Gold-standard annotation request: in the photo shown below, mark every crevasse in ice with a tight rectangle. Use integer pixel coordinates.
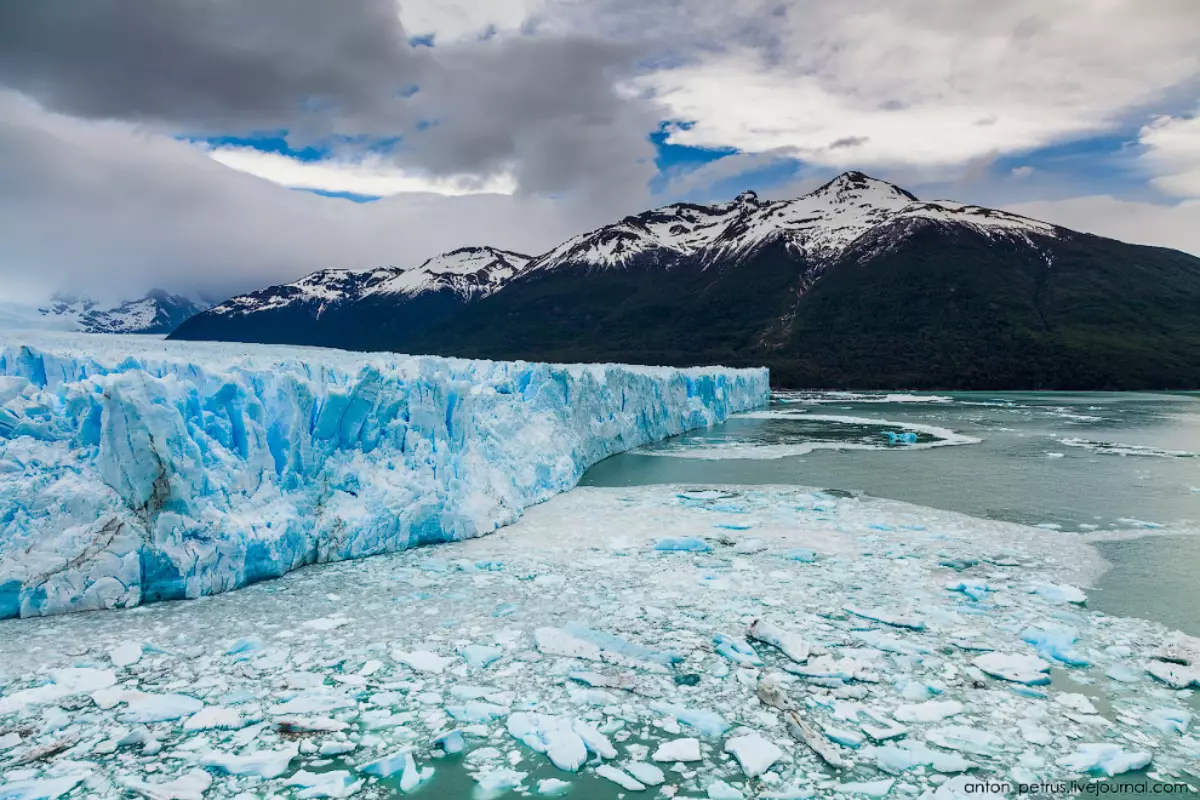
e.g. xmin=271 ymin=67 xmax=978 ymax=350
xmin=0 ymin=333 xmax=768 ymax=618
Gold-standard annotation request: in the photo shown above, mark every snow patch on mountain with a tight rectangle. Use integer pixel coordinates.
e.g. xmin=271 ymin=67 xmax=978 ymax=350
xmin=532 ymin=172 xmax=1059 ymax=271
xmin=0 ymin=332 xmax=767 ymax=618
xmin=21 ymin=291 xmax=211 ymax=334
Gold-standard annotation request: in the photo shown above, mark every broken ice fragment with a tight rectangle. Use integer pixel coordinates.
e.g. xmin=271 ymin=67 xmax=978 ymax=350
xmin=200 ymin=742 xmax=298 ymax=778
xmin=724 ymin=732 xmax=783 ymax=777
xmin=1144 ymin=708 xmax=1191 ymax=735
xmin=654 ymin=537 xmax=712 ymax=552
xmin=537 ymin=778 xmax=572 ymax=796
xmin=1057 ymin=743 xmax=1152 ymax=776
xmin=118 ymin=692 xmax=204 ymax=723
xmin=1030 ymin=583 xmax=1087 ymax=605
xmin=707 ymin=780 xmax=745 ymax=800
xmin=944 ymin=581 xmax=990 ymax=602
xmin=926 ymin=726 xmax=1004 ymax=756
xmin=533 ymin=625 xmax=678 ymax=672
xmin=836 ymin=778 xmax=895 ymax=796
xmin=1021 ymin=625 xmax=1089 ymax=666
xmin=458 ymin=644 xmax=503 ymax=669
xmin=507 ymin=713 xmax=589 ymax=772
xmin=893 ymin=700 xmax=963 ymax=723
xmin=118 ymin=768 xmax=212 ymax=800
xmin=652 ymin=738 xmax=702 ymax=762
xmin=625 ymin=762 xmax=666 ymax=786
xmin=595 ymin=765 xmax=645 ymax=791
xmin=871 ymin=742 xmax=973 ymax=774
xmin=844 ymin=606 xmax=925 ymax=630
xmin=715 ymin=633 xmax=763 ymax=667
xmin=971 ymin=652 xmax=1051 ymax=685
xmin=748 ymin=619 xmax=815 ymax=663
xmin=649 ymin=701 xmax=729 ymax=737
xmin=183 ymin=705 xmax=247 ymax=731
xmin=391 ymin=649 xmax=454 ymax=674
xmin=109 ymin=640 xmax=143 ymax=668
xmin=284 ymin=769 xmax=364 ymax=799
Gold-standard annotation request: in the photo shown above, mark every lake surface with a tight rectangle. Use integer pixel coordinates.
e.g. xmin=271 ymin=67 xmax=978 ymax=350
xmin=584 ymin=391 xmax=1200 ymax=635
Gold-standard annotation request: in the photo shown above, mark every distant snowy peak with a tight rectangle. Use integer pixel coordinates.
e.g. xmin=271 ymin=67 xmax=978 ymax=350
xmin=212 ymin=247 xmax=534 ymax=318
xmin=36 ymin=290 xmax=209 ymax=334
xmin=531 ymin=171 xmax=1059 ymax=272
xmin=367 ymin=246 xmax=533 ymax=300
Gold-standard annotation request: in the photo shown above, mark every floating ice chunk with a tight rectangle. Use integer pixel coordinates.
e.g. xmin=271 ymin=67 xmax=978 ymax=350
xmin=625 ymin=762 xmax=666 ymax=786
xmin=748 ymin=619 xmax=815 ymax=663
xmin=944 ymin=581 xmax=990 ymax=602
xmin=650 ymin=702 xmax=729 ymax=737
xmin=1054 ymin=693 xmax=1097 ymax=715
xmin=894 ymin=700 xmax=964 ymax=723
xmin=882 ymin=431 xmax=919 ymax=445
xmin=1145 ymin=661 xmax=1200 ymax=689
xmin=836 ymin=779 xmax=895 ymax=796
xmin=275 ymin=716 xmax=350 ymax=733
xmin=361 ymin=749 xmax=412 ymax=777
xmin=1145 ymin=708 xmax=1191 ymax=735
xmin=1105 ymin=664 xmax=1140 ymax=683
xmin=725 ymin=732 xmax=783 ymax=777
xmin=785 ymin=654 xmax=877 ymax=683
xmin=823 ymin=727 xmax=866 ymax=748
xmin=109 ymin=641 xmax=143 ymax=668
xmin=119 ymin=692 xmax=204 ymax=723
xmin=118 ymin=768 xmax=213 ymax=800
xmin=1018 ymin=720 xmax=1052 ymax=745
xmin=474 ymin=768 xmax=528 ymax=800
xmin=595 ymin=765 xmax=645 ymax=791
xmin=1030 ymin=583 xmax=1087 ymax=605
xmin=1057 ymin=743 xmax=1152 ymax=776
xmin=714 ymin=634 xmax=763 ymax=667
xmin=0 ymin=775 xmax=86 ymax=800
xmin=392 ymin=650 xmax=454 ymax=674
xmin=972 ymin=652 xmax=1051 ymax=685
xmin=447 ymin=702 xmax=508 ymax=723
xmin=1155 ymin=633 xmax=1200 ymax=666
xmin=573 ymin=719 xmax=617 ymax=759
xmin=320 ymin=740 xmax=358 ymax=756
xmin=654 ymin=537 xmax=712 ymax=553
xmin=302 ymin=616 xmax=349 ymax=631
xmin=201 ymin=742 xmax=298 ymax=778
xmin=183 ymin=706 xmax=246 ymax=731
xmin=927 ymin=726 xmax=1004 ymax=756
xmin=861 ymin=721 xmax=907 ymax=742
xmin=871 ymin=741 xmax=973 ymax=774
xmin=507 ymin=713 xmax=589 ymax=772
xmin=0 ymin=667 xmax=115 ymax=713
xmin=784 ymin=549 xmax=817 ymax=563
xmin=853 ymin=630 xmax=930 ymax=655
xmin=783 ymin=712 xmax=848 ymax=768
xmin=284 ymin=769 xmax=364 ymax=799
xmin=533 ymin=626 xmax=676 ymax=672
xmin=270 ymin=690 xmax=355 ymax=715
xmin=537 ymin=778 xmax=572 ymax=796
xmin=0 ymin=733 xmax=20 ymax=751
xmin=458 ymin=644 xmax=504 ymax=669
xmin=1021 ymin=625 xmax=1089 ymax=666
xmin=652 ymin=738 xmax=702 ymax=762
xmin=708 ymin=780 xmax=745 ymax=800
xmin=224 ymin=638 xmax=262 ymax=656
xmin=845 ymin=606 xmax=925 ymax=630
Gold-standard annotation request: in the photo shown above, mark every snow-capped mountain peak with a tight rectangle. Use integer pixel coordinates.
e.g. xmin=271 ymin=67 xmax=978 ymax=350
xmin=19 ymin=290 xmax=212 ymax=334
xmin=367 ymin=246 xmax=533 ymax=299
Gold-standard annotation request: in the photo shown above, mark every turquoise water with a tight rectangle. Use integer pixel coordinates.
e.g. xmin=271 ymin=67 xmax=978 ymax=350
xmin=583 ymin=391 xmax=1200 ymax=633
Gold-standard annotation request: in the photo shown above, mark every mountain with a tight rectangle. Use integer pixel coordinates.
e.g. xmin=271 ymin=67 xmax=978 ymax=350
xmin=171 ymin=172 xmax=1200 ymax=389
xmin=172 ymin=246 xmax=532 ymax=348
xmin=33 ymin=290 xmax=211 ymax=334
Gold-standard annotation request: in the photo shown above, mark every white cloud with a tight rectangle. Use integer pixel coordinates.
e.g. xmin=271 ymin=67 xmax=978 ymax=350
xmin=631 ymin=0 xmax=1200 ymax=174
xmin=204 ymin=145 xmax=518 ymax=197
xmin=1139 ymin=111 xmax=1200 ymax=198
xmin=1006 ymin=195 xmax=1200 ymax=256
xmin=398 ymin=0 xmax=546 ymax=42
xmin=1011 ymin=166 xmax=1035 ymax=179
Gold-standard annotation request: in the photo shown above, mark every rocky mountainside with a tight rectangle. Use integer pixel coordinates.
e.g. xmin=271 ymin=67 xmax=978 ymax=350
xmin=171 ymin=173 xmax=1200 ymax=389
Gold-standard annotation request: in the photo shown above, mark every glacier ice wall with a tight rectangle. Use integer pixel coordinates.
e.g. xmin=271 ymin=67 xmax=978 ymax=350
xmin=0 ymin=334 xmax=768 ymax=618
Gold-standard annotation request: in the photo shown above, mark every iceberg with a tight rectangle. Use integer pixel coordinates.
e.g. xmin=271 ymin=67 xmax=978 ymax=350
xmin=0 ymin=333 xmax=767 ymax=617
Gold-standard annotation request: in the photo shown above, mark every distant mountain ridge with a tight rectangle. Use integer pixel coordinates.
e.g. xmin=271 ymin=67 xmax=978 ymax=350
xmin=171 ymin=172 xmax=1200 ymax=389
xmin=34 ymin=290 xmax=212 ymax=334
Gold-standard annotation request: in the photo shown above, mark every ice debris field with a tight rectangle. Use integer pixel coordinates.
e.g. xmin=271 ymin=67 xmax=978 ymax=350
xmin=0 ymin=333 xmax=767 ymax=619
xmin=1 ymin=483 xmax=1198 ymax=799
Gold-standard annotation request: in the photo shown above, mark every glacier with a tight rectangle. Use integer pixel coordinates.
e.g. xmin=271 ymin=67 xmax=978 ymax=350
xmin=0 ymin=332 xmax=767 ymax=618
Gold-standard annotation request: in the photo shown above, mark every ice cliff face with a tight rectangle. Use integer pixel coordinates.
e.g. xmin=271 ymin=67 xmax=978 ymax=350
xmin=0 ymin=334 xmax=768 ymax=619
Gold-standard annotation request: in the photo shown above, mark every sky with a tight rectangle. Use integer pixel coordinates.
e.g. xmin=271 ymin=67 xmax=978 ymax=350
xmin=1 ymin=0 xmax=1198 ymax=302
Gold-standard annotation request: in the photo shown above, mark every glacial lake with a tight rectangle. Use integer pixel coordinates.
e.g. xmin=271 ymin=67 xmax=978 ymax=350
xmin=584 ymin=391 xmax=1200 ymax=636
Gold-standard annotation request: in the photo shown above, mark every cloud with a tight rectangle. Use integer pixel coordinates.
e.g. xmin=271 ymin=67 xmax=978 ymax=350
xmin=1139 ymin=110 xmax=1200 ymax=197
xmin=633 ymin=0 xmax=1200 ymax=174
xmin=0 ymin=93 xmax=624 ymax=303
xmin=203 ymin=146 xmax=518 ymax=197
xmin=1006 ymin=195 xmax=1200 ymax=256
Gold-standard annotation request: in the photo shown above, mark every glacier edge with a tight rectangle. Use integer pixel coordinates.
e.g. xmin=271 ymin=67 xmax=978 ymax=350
xmin=0 ymin=333 xmax=768 ymax=618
